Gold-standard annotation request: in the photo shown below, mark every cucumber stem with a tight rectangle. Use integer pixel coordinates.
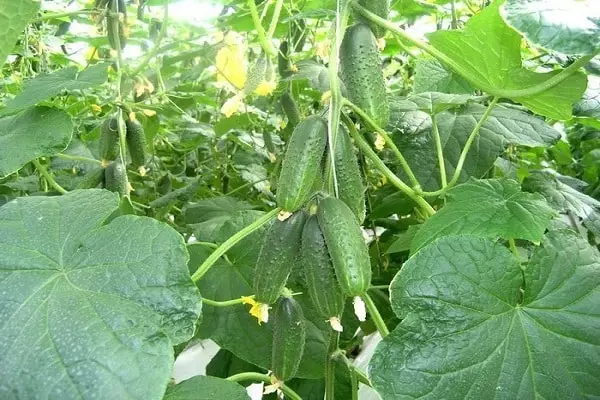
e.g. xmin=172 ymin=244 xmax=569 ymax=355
xmin=32 ymin=159 xmax=68 ymax=195
xmin=31 ymin=9 xmax=97 ymax=23
xmin=55 ymin=153 xmax=102 ymax=165
xmin=247 ymin=0 xmax=277 ymax=57
xmin=266 ymin=0 xmax=284 ymax=41
xmin=325 ymin=331 xmax=340 ymax=400
xmin=431 ymin=114 xmax=448 ymax=188
xmin=203 ymin=296 xmax=254 ymax=307
xmin=191 ymin=208 xmax=280 ymax=282
xmin=131 ymin=0 xmax=169 ymax=77
xmin=362 ymin=292 xmax=390 ymax=337
xmin=226 ymin=372 xmax=302 ymax=400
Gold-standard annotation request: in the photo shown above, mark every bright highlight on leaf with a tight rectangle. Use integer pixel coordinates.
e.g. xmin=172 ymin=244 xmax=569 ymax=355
xmin=215 ymin=32 xmax=247 ymax=90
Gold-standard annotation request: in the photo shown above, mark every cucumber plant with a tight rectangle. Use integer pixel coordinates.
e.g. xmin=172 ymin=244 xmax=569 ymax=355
xmin=0 ymin=1 xmax=599 ymax=400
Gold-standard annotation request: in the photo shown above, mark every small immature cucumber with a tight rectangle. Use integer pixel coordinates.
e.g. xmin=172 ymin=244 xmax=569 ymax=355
xmin=332 ymin=126 xmax=366 ymax=223
xmin=271 ymin=297 xmax=306 ymax=382
xmin=244 ymin=54 xmax=269 ymax=95
xmin=253 ymin=211 xmax=307 ymax=305
xmin=340 ymin=23 xmax=389 ymax=129
xmin=356 ymin=0 xmax=389 ymax=38
xmin=125 ymin=116 xmax=147 ymax=168
xmin=300 ymin=216 xmax=344 ymax=320
xmin=99 ymin=117 xmax=120 ymax=162
xmin=317 ymin=197 xmax=371 ymax=297
xmin=277 ymin=40 xmax=291 ymax=79
xmin=280 ymin=92 xmax=300 ymax=129
xmin=276 ymin=116 xmax=327 ymax=212
xmin=104 ymin=161 xmax=129 ymax=196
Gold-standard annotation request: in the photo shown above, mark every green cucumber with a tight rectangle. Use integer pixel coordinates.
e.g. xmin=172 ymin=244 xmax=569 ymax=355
xmin=332 ymin=126 xmax=366 ymax=223
xmin=317 ymin=197 xmax=371 ymax=297
xmin=253 ymin=211 xmax=307 ymax=305
xmin=356 ymin=0 xmax=389 ymax=38
xmin=244 ymin=54 xmax=269 ymax=95
xmin=263 ymin=129 xmax=275 ymax=155
xmin=280 ymin=92 xmax=300 ymax=129
xmin=278 ymin=40 xmax=291 ymax=79
xmin=300 ymin=216 xmax=344 ymax=321
xmin=99 ymin=116 xmax=120 ymax=162
xmin=340 ymin=23 xmax=389 ymax=129
xmin=271 ymin=297 xmax=306 ymax=382
xmin=276 ymin=116 xmax=327 ymax=212
xmin=125 ymin=116 xmax=147 ymax=168
xmin=104 ymin=161 xmax=129 ymax=196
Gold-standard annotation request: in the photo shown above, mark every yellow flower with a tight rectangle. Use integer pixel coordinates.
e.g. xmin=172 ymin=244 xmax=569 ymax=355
xmin=374 ymin=133 xmax=386 ymax=151
xmin=90 ymin=104 xmax=102 ymax=113
xmin=254 ymin=79 xmax=277 ymax=96
xmin=215 ymin=45 xmax=247 ymax=90
xmin=221 ymin=93 xmax=245 ymax=118
xmin=321 ymin=90 xmax=332 ymax=104
xmin=241 ymin=296 xmax=270 ymax=324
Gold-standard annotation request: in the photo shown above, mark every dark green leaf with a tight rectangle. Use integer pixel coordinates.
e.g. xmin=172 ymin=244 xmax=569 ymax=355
xmin=0 ymin=0 xmax=39 ymax=67
xmin=163 ymin=376 xmax=249 ymax=400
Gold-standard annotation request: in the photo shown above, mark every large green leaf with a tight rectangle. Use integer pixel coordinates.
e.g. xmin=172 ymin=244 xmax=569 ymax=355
xmin=163 ymin=376 xmax=249 ymax=400
xmin=0 ymin=64 xmax=109 ymax=117
xmin=413 ymin=58 xmax=474 ymax=94
xmin=391 ymin=92 xmax=483 ymax=114
xmin=523 ymin=171 xmax=600 ymax=236
xmin=502 ymin=0 xmax=600 ymax=55
xmin=574 ymin=75 xmax=600 ymax=119
xmin=391 ymin=102 xmax=560 ymax=191
xmin=0 ymin=107 xmax=73 ymax=177
xmin=0 ymin=190 xmax=202 ymax=400
xmin=411 ymin=179 xmax=555 ymax=252
xmin=0 ymin=0 xmax=39 ymax=67
xmin=370 ymin=232 xmax=600 ymax=399
xmin=190 ymin=211 xmax=328 ymax=380
xmin=427 ymin=1 xmax=587 ymax=119
xmin=183 ymin=196 xmax=255 ymax=225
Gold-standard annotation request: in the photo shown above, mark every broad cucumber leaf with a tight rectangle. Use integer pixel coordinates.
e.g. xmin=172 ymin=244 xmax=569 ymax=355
xmin=574 ymin=75 xmax=600 ymax=119
xmin=370 ymin=232 xmax=600 ymax=399
xmin=523 ymin=171 xmax=600 ymax=236
xmin=0 ymin=190 xmax=202 ymax=400
xmin=427 ymin=1 xmax=587 ymax=120
xmin=0 ymin=107 xmax=73 ymax=177
xmin=0 ymin=0 xmax=39 ymax=67
xmin=502 ymin=0 xmax=600 ymax=55
xmin=412 ymin=179 xmax=555 ymax=252
xmin=0 ymin=64 xmax=109 ymax=117
xmin=163 ymin=376 xmax=249 ymax=400
xmin=391 ymin=92 xmax=483 ymax=114
xmin=413 ymin=57 xmax=474 ymax=94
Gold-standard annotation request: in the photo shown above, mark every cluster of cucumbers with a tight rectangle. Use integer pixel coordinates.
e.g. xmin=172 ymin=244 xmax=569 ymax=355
xmin=79 ymin=113 xmax=146 ymax=196
xmin=252 ymin=0 xmax=390 ymax=384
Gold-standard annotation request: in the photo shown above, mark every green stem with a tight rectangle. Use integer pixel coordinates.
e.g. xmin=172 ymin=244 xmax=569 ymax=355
xmin=334 ymin=351 xmax=373 ymax=388
xmin=203 ymin=296 xmax=253 ymax=307
xmin=33 ymin=159 xmax=68 ymax=195
xmin=31 ymin=9 xmax=96 ymax=23
xmin=431 ymin=114 xmax=448 ymax=188
xmin=325 ymin=332 xmax=340 ymax=400
xmin=191 ymin=208 xmax=280 ymax=282
xmin=55 ymin=153 xmax=102 ymax=165
xmin=247 ymin=0 xmax=277 ymax=57
xmin=450 ymin=0 xmax=458 ymax=29
xmin=343 ymin=114 xmax=435 ymax=217
xmin=362 ymin=292 xmax=390 ymax=337
xmin=226 ymin=372 xmax=301 ymax=400
xmin=369 ymin=285 xmax=389 ymax=290
xmin=508 ymin=238 xmax=521 ymax=262
xmin=350 ymin=365 xmax=359 ymax=400
xmin=266 ymin=0 xmax=284 ymax=40
xmin=225 ymin=178 xmax=268 ymax=196
xmin=131 ymin=0 xmax=169 ymax=76
xmin=352 ymin=2 xmax=595 ymax=99
xmin=343 ymin=99 xmax=421 ymax=191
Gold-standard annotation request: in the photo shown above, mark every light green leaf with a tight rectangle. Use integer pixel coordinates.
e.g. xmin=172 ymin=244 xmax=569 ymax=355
xmin=502 ymin=0 xmax=600 ymax=55
xmin=395 ymin=92 xmax=483 ymax=114
xmin=411 ymin=179 xmax=556 ymax=252
xmin=0 ymin=0 xmax=39 ymax=67
xmin=0 ymin=190 xmax=202 ymax=400
xmin=413 ymin=57 xmax=474 ymax=94
xmin=427 ymin=1 xmax=587 ymax=119
xmin=392 ymin=103 xmax=560 ymax=191
xmin=163 ymin=376 xmax=249 ymax=400
xmin=574 ymin=75 xmax=600 ymax=119
xmin=386 ymin=225 xmax=420 ymax=254
xmin=0 ymin=107 xmax=73 ymax=177
xmin=183 ymin=196 xmax=255 ymax=225
xmin=1 ymin=64 xmax=109 ymax=117
xmin=370 ymin=232 xmax=600 ymax=399
xmin=523 ymin=171 xmax=600 ymax=236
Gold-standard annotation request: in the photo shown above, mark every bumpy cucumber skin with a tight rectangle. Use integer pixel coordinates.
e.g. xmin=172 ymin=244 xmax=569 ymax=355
xmin=253 ymin=211 xmax=307 ymax=305
xmin=317 ymin=197 xmax=371 ymax=297
xmin=356 ymin=0 xmax=389 ymax=38
xmin=244 ymin=54 xmax=269 ymax=94
xmin=272 ymin=297 xmax=306 ymax=382
xmin=277 ymin=116 xmax=327 ymax=212
xmin=301 ymin=216 xmax=344 ymax=319
xmin=281 ymin=92 xmax=300 ymax=129
xmin=278 ymin=41 xmax=291 ymax=79
xmin=340 ymin=23 xmax=389 ymax=129
xmin=125 ymin=118 xmax=147 ymax=167
xmin=333 ymin=126 xmax=366 ymax=223
xmin=99 ymin=117 xmax=120 ymax=162
xmin=104 ymin=161 xmax=128 ymax=196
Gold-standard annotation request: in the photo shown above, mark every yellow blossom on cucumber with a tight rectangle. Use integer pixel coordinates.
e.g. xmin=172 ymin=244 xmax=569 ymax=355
xmin=321 ymin=90 xmax=332 ymax=104
xmin=374 ymin=133 xmax=385 ymax=150
xmin=254 ymin=79 xmax=277 ymax=96
xmin=221 ymin=93 xmax=245 ymax=117
xmin=242 ymin=296 xmax=270 ymax=324
xmin=215 ymin=43 xmax=247 ymax=90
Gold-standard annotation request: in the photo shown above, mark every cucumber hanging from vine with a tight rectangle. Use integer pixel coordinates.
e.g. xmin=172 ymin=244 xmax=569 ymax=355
xmin=271 ymin=296 xmax=306 ymax=382
xmin=104 ymin=161 xmax=129 ymax=196
xmin=355 ymin=0 xmax=389 ymax=39
xmin=99 ymin=116 xmax=120 ymax=164
xmin=125 ymin=115 xmax=147 ymax=170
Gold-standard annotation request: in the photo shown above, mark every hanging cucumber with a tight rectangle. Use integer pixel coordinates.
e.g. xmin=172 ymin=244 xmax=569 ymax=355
xmin=331 ymin=126 xmax=366 ymax=223
xmin=280 ymin=92 xmax=300 ymax=129
xmin=271 ymin=297 xmax=306 ymax=382
xmin=125 ymin=115 xmax=147 ymax=169
xmin=276 ymin=116 xmax=327 ymax=212
xmin=106 ymin=0 xmax=127 ymax=50
xmin=356 ymin=0 xmax=389 ymax=38
xmin=263 ymin=129 xmax=276 ymax=156
xmin=340 ymin=23 xmax=389 ymax=128
xmin=278 ymin=40 xmax=291 ymax=79
xmin=99 ymin=116 xmax=120 ymax=163
xmin=104 ymin=161 xmax=129 ymax=196
xmin=253 ymin=211 xmax=307 ymax=315
xmin=244 ymin=53 xmax=270 ymax=95
xmin=300 ymin=216 xmax=345 ymax=331
xmin=317 ymin=197 xmax=371 ymax=298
